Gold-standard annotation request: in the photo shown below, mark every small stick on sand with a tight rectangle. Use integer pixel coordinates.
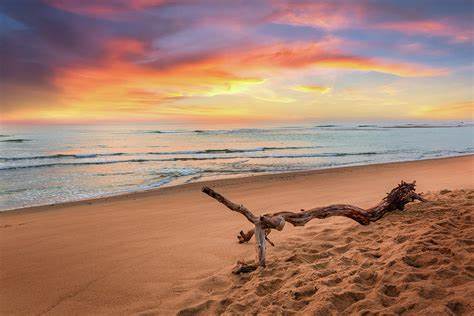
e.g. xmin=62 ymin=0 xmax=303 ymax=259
xmin=202 ymin=181 xmax=426 ymax=272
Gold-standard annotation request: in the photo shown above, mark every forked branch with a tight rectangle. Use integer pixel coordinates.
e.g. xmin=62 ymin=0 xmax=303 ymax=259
xmin=202 ymin=181 xmax=425 ymax=270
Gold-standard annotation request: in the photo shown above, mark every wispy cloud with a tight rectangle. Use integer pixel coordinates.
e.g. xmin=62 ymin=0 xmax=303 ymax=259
xmin=378 ymin=19 xmax=473 ymax=43
xmin=413 ymin=101 xmax=474 ymax=119
xmin=272 ymin=1 xmax=473 ymax=43
xmin=292 ymin=85 xmax=331 ymax=94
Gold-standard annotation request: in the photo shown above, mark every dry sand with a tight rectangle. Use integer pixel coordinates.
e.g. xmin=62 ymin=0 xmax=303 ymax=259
xmin=0 ymin=155 xmax=473 ymax=315
xmin=177 ymin=189 xmax=474 ymax=315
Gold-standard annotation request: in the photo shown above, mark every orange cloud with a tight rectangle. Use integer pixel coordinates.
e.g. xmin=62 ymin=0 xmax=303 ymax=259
xmin=292 ymin=85 xmax=330 ymax=94
xmin=220 ymin=42 xmax=447 ymax=77
xmin=315 ymin=56 xmax=448 ymax=77
xmin=414 ymin=101 xmax=474 ymax=119
xmin=42 ymin=38 xmax=264 ymax=120
xmin=0 ymin=34 xmax=452 ymax=123
xmin=105 ymin=38 xmax=147 ymax=58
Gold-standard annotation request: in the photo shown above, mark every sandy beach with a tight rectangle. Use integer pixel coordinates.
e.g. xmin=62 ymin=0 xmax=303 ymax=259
xmin=1 ymin=155 xmax=473 ymax=315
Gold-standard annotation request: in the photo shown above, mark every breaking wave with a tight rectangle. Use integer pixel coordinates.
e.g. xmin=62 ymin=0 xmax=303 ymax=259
xmin=4 ymin=149 xmax=466 ymax=171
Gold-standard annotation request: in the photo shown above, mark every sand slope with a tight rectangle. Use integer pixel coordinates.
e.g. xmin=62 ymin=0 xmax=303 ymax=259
xmin=0 ymin=156 xmax=473 ymax=315
xmin=177 ymin=190 xmax=474 ymax=315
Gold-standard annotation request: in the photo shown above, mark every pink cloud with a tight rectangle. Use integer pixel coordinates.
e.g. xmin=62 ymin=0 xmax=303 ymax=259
xmin=45 ymin=0 xmax=171 ymax=16
xmin=272 ymin=1 xmax=472 ymax=43
xmin=271 ymin=1 xmax=366 ymax=30
xmin=379 ymin=19 xmax=473 ymax=43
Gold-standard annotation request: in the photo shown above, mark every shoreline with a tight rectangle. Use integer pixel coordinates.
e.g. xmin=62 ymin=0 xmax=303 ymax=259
xmin=2 ymin=153 xmax=473 ymax=214
xmin=1 ymin=154 xmax=473 ymax=314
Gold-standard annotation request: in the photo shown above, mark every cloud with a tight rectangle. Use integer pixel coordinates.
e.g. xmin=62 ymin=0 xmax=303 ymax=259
xmin=223 ymin=42 xmax=448 ymax=77
xmin=43 ymin=38 xmax=265 ymax=116
xmin=292 ymin=85 xmax=330 ymax=94
xmin=271 ymin=1 xmax=366 ymax=30
xmin=314 ymin=56 xmax=448 ymax=77
xmin=44 ymin=0 xmax=172 ymax=17
xmin=396 ymin=42 xmax=446 ymax=56
xmin=378 ymin=19 xmax=473 ymax=43
xmin=271 ymin=0 xmax=473 ymax=43
xmin=414 ymin=101 xmax=474 ymax=119
xmin=0 ymin=1 xmax=103 ymax=88
xmin=0 ymin=0 xmax=471 ymax=122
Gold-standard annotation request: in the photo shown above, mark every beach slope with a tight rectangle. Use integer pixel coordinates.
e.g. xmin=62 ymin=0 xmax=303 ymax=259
xmin=0 ymin=155 xmax=473 ymax=314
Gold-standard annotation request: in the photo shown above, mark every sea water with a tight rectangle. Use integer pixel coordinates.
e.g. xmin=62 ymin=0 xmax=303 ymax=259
xmin=1 ymin=122 xmax=472 ymax=211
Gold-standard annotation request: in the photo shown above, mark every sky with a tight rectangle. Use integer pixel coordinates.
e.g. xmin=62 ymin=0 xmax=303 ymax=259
xmin=0 ymin=0 xmax=473 ymax=124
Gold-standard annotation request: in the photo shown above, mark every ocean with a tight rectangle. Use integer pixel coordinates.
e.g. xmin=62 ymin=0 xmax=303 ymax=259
xmin=1 ymin=122 xmax=472 ymax=211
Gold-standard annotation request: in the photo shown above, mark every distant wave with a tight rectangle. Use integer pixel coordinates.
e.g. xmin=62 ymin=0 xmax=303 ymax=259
xmin=141 ymin=123 xmax=471 ymax=136
xmin=145 ymin=128 xmax=274 ymax=135
xmin=0 ymin=152 xmax=126 ymax=161
xmin=314 ymin=124 xmax=339 ymax=128
xmin=148 ymin=146 xmax=316 ymax=155
xmin=145 ymin=130 xmax=187 ymax=134
xmin=0 ymin=149 xmax=423 ymax=171
xmin=0 ymin=146 xmax=315 ymax=161
xmin=145 ymin=129 xmax=219 ymax=134
xmin=382 ymin=124 xmax=466 ymax=129
xmin=314 ymin=123 xmax=470 ymax=130
xmin=312 ymin=123 xmax=469 ymax=131
xmin=190 ymin=128 xmax=269 ymax=135
xmin=0 ymin=138 xmax=31 ymax=143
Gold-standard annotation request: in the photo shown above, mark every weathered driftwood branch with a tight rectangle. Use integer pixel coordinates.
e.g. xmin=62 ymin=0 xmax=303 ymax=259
xmin=202 ymin=181 xmax=425 ymax=271
xmin=238 ymin=228 xmax=274 ymax=246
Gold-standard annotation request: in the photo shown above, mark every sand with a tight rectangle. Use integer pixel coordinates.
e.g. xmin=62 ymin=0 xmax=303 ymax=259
xmin=177 ymin=189 xmax=474 ymax=315
xmin=0 ymin=155 xmax=473 ymax=315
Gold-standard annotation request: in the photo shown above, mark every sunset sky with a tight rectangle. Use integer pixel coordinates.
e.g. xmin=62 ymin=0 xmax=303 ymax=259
xmin=1 ymin=0 xmax=473 ymax=124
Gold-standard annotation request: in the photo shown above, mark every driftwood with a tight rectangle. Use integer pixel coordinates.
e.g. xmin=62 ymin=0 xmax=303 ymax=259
xmin=202 ymin=181 xmax=426 ymax=271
